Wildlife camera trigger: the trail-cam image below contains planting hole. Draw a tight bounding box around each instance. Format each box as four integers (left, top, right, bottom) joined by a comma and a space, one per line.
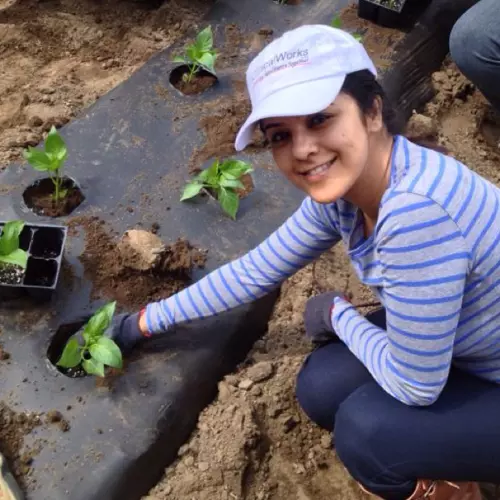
169, 65, 217, 96
31, 227, 64, 258
47, 319, 88, 378
23, 177, 84, 218
24, 258, 57, 287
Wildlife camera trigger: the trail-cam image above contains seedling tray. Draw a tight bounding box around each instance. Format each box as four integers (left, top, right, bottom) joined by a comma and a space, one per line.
0, 222, 67, 301
357, 0, 429, 29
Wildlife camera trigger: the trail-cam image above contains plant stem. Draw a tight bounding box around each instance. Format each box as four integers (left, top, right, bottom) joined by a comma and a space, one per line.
187, 63, 198, 83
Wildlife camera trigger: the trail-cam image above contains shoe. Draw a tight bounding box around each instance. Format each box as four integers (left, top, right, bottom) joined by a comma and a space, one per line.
0, 453, 24, 500
357, 479, 481, 499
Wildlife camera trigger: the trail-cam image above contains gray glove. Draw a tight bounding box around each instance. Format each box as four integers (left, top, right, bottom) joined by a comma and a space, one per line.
303, 291, 346, 344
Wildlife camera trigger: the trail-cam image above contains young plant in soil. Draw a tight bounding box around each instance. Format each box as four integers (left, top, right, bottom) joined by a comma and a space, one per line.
23, 126, 68, 204
173, 26, 217, 83
181, 159, 253, 220
0, 220, 28, 285
56, 301, 123, 377
330, 15, 363, 42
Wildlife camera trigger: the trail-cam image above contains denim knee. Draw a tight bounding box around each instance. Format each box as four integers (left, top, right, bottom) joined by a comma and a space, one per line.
449, 14, 476, 78
335, 386, 416, 500
296, 353, 336, 431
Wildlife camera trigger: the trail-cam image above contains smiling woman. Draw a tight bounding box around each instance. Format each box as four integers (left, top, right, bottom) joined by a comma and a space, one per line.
75, 25, 500, 500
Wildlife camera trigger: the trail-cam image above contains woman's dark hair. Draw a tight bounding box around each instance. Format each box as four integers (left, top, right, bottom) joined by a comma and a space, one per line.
341, 70, 450, 154
340, 69, 403, 135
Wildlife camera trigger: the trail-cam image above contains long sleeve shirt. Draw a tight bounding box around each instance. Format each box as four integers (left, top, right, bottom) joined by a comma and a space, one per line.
145, 135, 500, 406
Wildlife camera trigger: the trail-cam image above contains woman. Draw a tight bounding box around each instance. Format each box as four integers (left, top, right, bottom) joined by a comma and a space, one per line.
89, 25, 500, 499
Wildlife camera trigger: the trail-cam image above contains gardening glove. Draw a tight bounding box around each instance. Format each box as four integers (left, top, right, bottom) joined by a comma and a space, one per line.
303, 291, 347, 344
0, 452, 24, 500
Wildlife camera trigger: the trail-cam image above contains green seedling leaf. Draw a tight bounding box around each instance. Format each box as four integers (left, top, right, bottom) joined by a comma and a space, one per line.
57, 338, 82, 368
353, 33, 363, 42
83, 357, 105, 377
172, 55, 187, 64
45, 126, 67, 164
219, 177, 245, 189
180, 182, 204, 201
0, 249, 28, 269
90, 336, 123, 369
23, 148, 52, 171
187, 45, 202, 65
0, 220, 24, 256
198, 52, 216, 73
331, 15, 342, 28
196, 26, 213, 52
82, 301, 117, 342
221, 159, 253, 178
218, 187, 239, 220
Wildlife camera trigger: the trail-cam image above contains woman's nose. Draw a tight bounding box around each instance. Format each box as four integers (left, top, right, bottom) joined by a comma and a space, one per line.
292, 131, 319, 161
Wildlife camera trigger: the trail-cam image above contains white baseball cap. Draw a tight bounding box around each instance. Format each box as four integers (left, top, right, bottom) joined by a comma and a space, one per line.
234, 24, 377, 151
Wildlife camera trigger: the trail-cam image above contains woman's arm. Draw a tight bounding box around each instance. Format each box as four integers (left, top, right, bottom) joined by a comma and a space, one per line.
144, 197, 341, 334
331, 193, 470, 406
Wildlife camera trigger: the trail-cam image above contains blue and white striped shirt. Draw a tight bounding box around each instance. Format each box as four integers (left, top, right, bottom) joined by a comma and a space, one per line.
145, 135, 500, 406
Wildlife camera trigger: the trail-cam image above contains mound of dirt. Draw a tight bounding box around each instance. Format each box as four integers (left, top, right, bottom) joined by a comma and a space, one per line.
0, 0, 212, 169
68, 216, 206, 310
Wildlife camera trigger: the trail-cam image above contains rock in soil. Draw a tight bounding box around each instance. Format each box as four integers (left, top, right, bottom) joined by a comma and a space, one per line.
117, 229, 165, 271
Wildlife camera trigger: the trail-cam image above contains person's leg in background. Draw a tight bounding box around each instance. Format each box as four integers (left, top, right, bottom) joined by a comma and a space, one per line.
334, 369, 500, 499
450, 0, 500, 112
295, 308, 385, 431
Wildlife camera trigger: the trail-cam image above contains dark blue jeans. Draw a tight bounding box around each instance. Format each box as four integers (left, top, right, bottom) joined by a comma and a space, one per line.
450, 0, 500, 111
296, 309, 500, 500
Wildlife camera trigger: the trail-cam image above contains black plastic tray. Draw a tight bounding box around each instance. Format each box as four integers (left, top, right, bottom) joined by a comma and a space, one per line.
358, 0, 429, 29
0, 222, 67, 301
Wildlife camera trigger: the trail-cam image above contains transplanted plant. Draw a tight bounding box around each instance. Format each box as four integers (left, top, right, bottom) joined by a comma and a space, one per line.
23, 126, 68, 204
0, 220, 28, 270
57, 301, 123, 377
330, 15, 363, 42
172, 26, 217, 83
180, 158, 253, 220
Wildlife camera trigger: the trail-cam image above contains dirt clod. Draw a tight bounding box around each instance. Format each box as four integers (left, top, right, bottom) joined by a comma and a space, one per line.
0, 402, 42, 488
0, 344, 11, 361
70, 216, 206, 310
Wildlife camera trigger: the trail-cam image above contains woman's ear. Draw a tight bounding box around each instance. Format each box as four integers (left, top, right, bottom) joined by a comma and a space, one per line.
366, 95, 384, 133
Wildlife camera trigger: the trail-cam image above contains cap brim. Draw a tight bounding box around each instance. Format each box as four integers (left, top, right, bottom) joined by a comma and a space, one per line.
234, 75, 345, 152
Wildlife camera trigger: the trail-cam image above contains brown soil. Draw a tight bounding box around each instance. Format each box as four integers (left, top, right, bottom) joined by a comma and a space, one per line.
188, 82, 266, 172
0, 402, 43, 489
68, 216, 206, 310
0, 264, 24, 285
22, 177, 84, 217
236, 173, 255, 199
0, 344, 10, 361
45, 409, 70, 432
146, 62, 500, 500
0, 0, 212, 170
171, 69, 218, 96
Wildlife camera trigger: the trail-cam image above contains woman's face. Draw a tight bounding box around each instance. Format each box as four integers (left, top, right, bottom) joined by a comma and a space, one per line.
260, 92, 382, 204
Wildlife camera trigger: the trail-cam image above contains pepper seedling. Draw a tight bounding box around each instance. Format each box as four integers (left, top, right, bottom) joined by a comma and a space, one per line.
180, 158, 253, 220
57, 301, 123, 377
172, 26, 217, 83
23, 126, 68, 204
330, 15, 363, 42
0, 220, 28, 269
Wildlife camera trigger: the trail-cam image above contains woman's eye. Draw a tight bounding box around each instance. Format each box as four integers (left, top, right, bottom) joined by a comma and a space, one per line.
308, 114, 329, 127
270, 131, 288, 144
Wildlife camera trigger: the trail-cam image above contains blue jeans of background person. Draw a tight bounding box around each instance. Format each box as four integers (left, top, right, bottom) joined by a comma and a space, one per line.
450, 0, 500, 111
295, 309, 500, 500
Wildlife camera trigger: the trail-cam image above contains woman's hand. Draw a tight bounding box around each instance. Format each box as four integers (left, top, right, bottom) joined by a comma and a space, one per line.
303, 291, 346, 344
